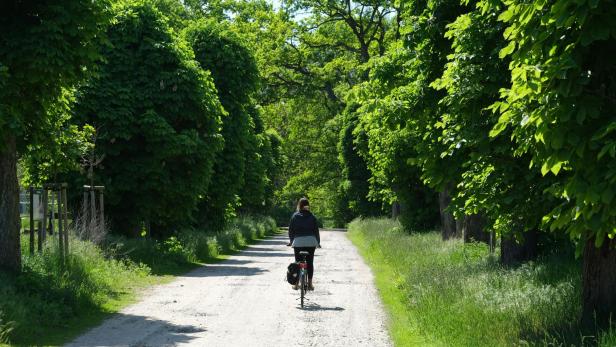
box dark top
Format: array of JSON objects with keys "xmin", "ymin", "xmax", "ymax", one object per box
[{"xmin": 288, "ymin": 210, "xmax": 320, "ymax": 245}]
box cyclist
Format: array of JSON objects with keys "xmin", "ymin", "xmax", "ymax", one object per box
[{"xmin": 287, "ymin": 197, "xmax": 320, "ymax": 291}]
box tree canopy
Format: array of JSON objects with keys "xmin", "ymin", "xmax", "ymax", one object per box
[{"xmin": 73, "ymin": 1, "xmax": 224, "ymax": 234}]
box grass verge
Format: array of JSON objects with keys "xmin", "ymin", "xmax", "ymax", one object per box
[
  {"xmin": 0, "ymin": 215, "xmax": 278, "ymax": 346},
  {"xmin": 347, "ymin": 218, "xmax": 616, "ymax": 347}
]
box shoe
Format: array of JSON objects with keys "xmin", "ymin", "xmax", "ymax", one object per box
[
  {"xmin": 292, "ymin": 283, "xmax": 299, "ymax": 290},
  {"xmin": 308, "ymin": 282, "xmax": 314, "ymax": 291}
]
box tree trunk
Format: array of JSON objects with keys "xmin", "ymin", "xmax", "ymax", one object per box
[
  {"xmin": 439, "ymin": 183, "xmax": 457, "ymax": 240},
  {"xmin": 581, "ymin": 237, "xmax": 616, "ymax": 328},
  {"xmin": 391, "ymin": 201, "xmax": 401, "ymax": 219},
  {"xmin": 500, "ymin": 229, "xmax": 538, "ymax": 266},
  {"xmin": 463, "ymin": 214, "xmax": 490, "ymax": 244},
  {"xmin": 0, "ymin": 135, "xmax": 21, "ymax": 272},
  {"xmin": 456, "ymin": 218, "xmax": 464, "ymax": 238}
]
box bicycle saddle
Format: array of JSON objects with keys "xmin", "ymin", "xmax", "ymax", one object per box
[{"xmin": 299, "ymin": 251, "xmax": 310, "ymax": 256}]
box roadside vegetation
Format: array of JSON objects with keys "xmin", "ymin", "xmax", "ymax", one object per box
[
  {"xmin": 348, "ymin": 218, "xmax": 616, "ymax": 347},
  {"xmin": 1, "ymin": 0, "xmax": 616, "ymax": 345},
  {"xmin": 0, "ymin": 216, "xmax": 277, "ymax": 346}
]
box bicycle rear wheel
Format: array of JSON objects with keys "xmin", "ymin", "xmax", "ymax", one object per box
[{"xmin": 300, "ymin": 271, "xmax": 306, "ymax": 307}]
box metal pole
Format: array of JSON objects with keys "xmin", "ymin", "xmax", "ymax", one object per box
[
  {"xmin": 62, "ymin": 185, "xmax": 69, "ymax": 255},
  {"xmin": 29, "ymin": 186, "xmax": 34, "ymax": 255}
]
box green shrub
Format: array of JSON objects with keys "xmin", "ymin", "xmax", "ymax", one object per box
[
  {"xmin": 0, "ymin": 237, "xmax": 150, "ymax": 345},
  {"xmin": 238, "ymin": 220, "xmax": 257, "ymax": 241},
  {"xmin": 177, "ymin": 230, "xmax": 219, "ymax": 261},
  {"xmin": 112, "ymin": 215, "xmax": 278, "ymax": 269}
]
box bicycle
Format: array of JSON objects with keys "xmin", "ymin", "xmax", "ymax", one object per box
[
  {"xmin": 286, "ymin": 244, "xmax": 320, "ymax": 308},
  {"xmin": 297, "ymin": 251, "xmax": 310, "ymax": 308}
]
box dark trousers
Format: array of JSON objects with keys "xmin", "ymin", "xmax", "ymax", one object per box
[{"xmin": 294, "ymin": 247, "xmax": 316, "ymax": 280}]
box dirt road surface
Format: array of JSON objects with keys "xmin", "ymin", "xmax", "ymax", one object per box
[{"xmin": 66, "ymin": 230, "xmax": 391, "ymax": 347}]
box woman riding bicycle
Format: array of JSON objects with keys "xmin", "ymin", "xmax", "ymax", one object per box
[{"xmin": 287, "ymin": 197, "xmax": 320, "ymax": 291}]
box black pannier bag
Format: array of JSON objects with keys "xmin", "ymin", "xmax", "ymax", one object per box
[{"xmin": 287, "ymin": 262, "xmax": 300, "ymax": 285}]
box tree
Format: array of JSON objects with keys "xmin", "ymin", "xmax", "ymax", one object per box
[
  {"xmin": 492, "ymin": 0, "xmax": 616, "ymax": 325},
  {"xmin": 73, "ymin": 1, "xmax": 224, "ymax": 236},
  {"xmin": 240, "ymin": 107, "xmax": 269, "ymax": 212},
  {"xmin": 0, "ymin": 0, "xmax": 109, "ymax": 271},
  {"xmin": 286, "ymin": 0, "xmax": 401, "ymax": 64},
  {"xmin": 429, "ymin": 0, "xmax": 553, "ymax": 260},
  {"xmin": 354, "ymin": 0, "xmax": 466, "ymax": 233},
  {"xmin": 339, "ymin": 105, "xmax": 385, "ymax": 221},
  {"xmin": 185, "ymin": 19, "xmax": 259, "ymax": 229}
]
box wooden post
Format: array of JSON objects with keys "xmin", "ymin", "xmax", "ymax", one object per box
[
  {"xmin": 62, "ymin": 185, "xmax": 69, "ymax": 255},
  {"xmin": 37, "ymin": 221, "xmax": 43, "ymax": 252},
  {"xmin": 83, "ymin": 190, "xmax": 89, "ymax": 235},
  {"xmin": 57, "ymin": 188, "xmax": 64, "ymax": 261},
  {"xmin": 41, "ymin": 189, "xmax": 48, "ymax": 244},
  {"xmin": 99, "ymin": 188, "xmax": 104, "ymax": 234},
  {"xmin": 29, "ymin": 186, "xmax": 34, "ymax": 255},
  {"xmin": 489, "ymin": 231, "xmax": 495, "ymax": 254},
  {"xmin": 50, "ymin": 189, "xmax": 56, "ymax": 235},
  {"xmin": 90, "ymin": 189, "xmax": 96, "ymax": 235}
]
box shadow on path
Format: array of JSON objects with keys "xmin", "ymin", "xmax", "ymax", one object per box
[
  {"xmin": 255, "ymin": 239, "xmax": 287, "ymax": 246},
  {"xmin": 66, "ymin": 314, "xmax": 204, "ymax": 347},
  {"xmin": 297, "ymin": 303, "xmax": 345, "ymax": 312},
  {"xmin": 184, "ymin": 265, "xmax": 268, "ymax": 277}
]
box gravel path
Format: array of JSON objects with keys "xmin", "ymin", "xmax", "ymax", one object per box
[{"xmin": 66, "ymin": 230, "xmax": 391, "ymax": 347}]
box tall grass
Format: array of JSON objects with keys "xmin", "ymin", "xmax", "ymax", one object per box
[
  {"xmin": 348, "ymin": 218, "xmax": 616, "ymax": 346},
  {"xmin": 0, "ymin": 236, "xmax": 151, "ymax": 346},
  {"xmin": 0, "ymin": 311, "xmax": 12, "ymax": 344}
]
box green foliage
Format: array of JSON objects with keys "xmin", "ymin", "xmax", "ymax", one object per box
[
  {"xmin": 0, "ymin": 236, "xmax": 150, "ymax": 345},
  {"xmin": 348, "ymin": 0, "xmax": 469, "ymax": 230},
  {"xmin": 268, "ymin": 98, "xmax": 346, "ymax": 225},
  {"xmin": 491, "ymin": 0, "xmax": 616, "ymax": 247},
  {"xmin": 348, "ymin": 218, "xmax": 616, "ymax": 346},
  {"xmin": 185, "ymin": 19, "xmax": 259, "ymax": 106},
  {"xmin": 21, "ymin": 104, "xmax": 95, "ymax": 185},
  {"xmin": 353, "ymin": 39, "xmax": 442, "ymax": 230},
  {"xmin": 426, "ymin": 0, "xmax": 556, "ymax": 238},
  {"xmin": 0, "ymin": 0, "xmax": 111, "ymax": 147},
  {"xmin": 73, "ymin": 1, "xmax": 224, "ymax": 235},
  {"xmin": 185, "ymin": 19, "xmax": 272, "ymax": 227},
  {"xmin": 338, "ymin": 110, "xmax": 384, "ymax": 222},
  {"xmin": 226, "ymin": 0, "xmax": 402, "ymax": 226},
  {"xmin": 262, "ymin": 129, "xmax": 285, "ymax": 209},
  {"xmin": 239, "ymin": 107, "xmax": 270, "ymax": 212}
]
